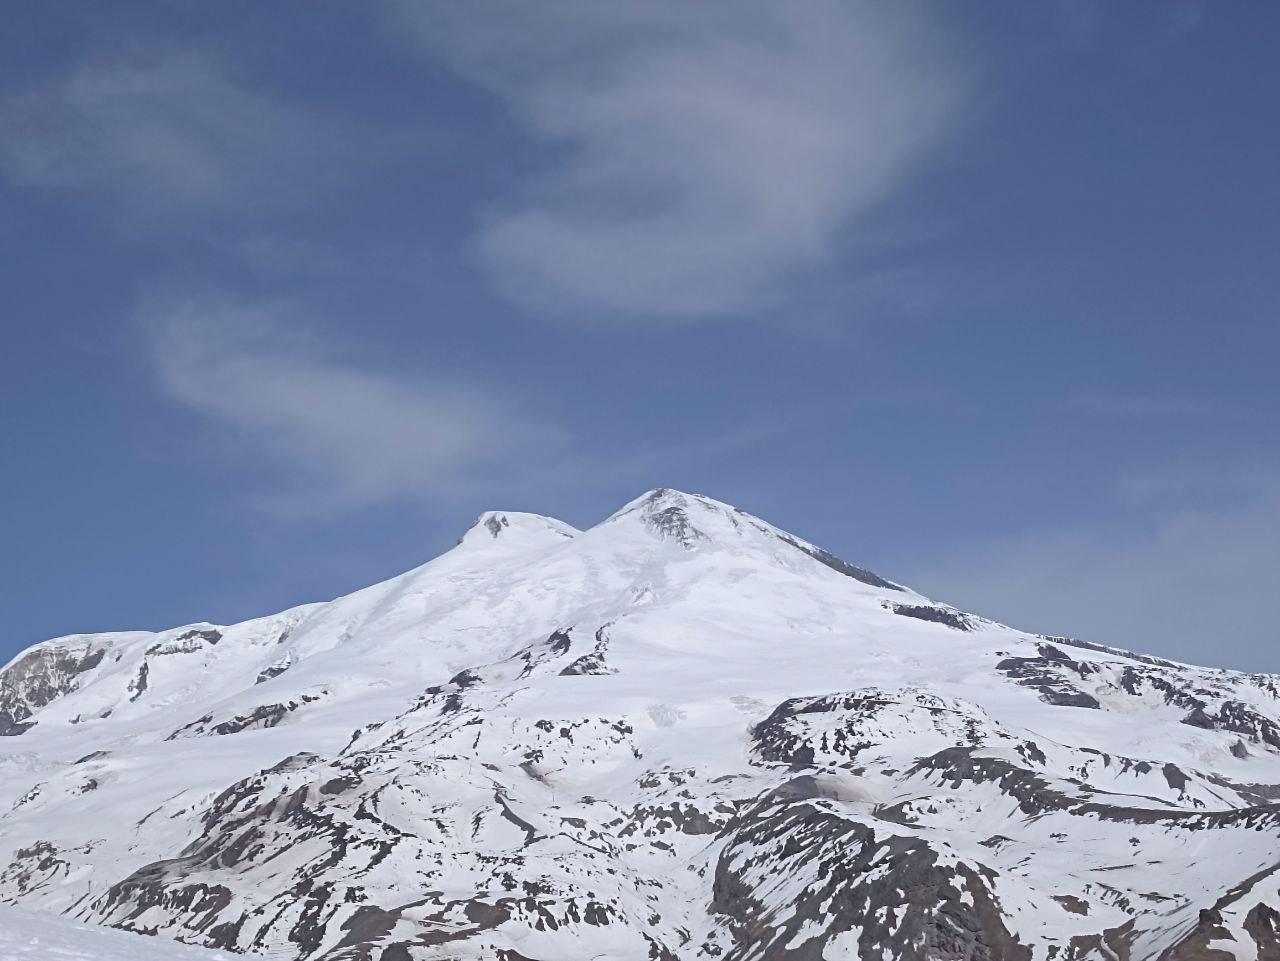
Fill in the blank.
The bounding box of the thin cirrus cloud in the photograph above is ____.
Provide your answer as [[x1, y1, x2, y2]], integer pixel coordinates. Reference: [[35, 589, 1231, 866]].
[[0, 48, 342, 211], [396, 0, 968, 320], [143, 299, 559, 513], [911, 481, 1280, 670]]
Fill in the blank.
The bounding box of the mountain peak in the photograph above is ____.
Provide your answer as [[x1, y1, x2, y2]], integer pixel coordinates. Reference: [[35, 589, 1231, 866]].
[[456, 510, 579, 550], [601, 487, 906, 591], [604, 488, 740, 546]]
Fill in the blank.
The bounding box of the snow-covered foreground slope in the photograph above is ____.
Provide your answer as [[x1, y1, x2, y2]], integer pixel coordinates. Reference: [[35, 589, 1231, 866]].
[[0, 904, 237, 960], [2, 489, 1279, 960]]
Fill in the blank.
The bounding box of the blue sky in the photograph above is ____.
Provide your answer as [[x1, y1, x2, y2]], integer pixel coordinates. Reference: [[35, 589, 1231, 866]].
[[2, 1, 1277, 670]]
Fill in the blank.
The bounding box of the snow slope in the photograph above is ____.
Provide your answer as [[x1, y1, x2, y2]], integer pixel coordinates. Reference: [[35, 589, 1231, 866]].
[[0, 904, 237, 960], [1, 489, 1278, 960]]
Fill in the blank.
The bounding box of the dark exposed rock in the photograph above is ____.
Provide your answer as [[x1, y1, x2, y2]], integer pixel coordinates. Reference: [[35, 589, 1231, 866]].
[[266, 752, 324, 773], [256, 660, 292, 685], [891, 604, 973, 630], [320, 775, 361, 796], [0, 716, 36, 736], [710, 792, 1030, 961], [1159, 863, 1280, 961], [777, 533, 903, 591], [1041, 634, 1181, 669], [753, 690, 983, 771], [1022, 648, 1280, 754], [179, 628, 223, 646], [561, 626, 616, 676], [996, 645, 1102, 709], [912, 745, 1280, 831], [647, 505, 705, 549], [620, 798, 727, 838], [1066, 920, 1138, 961], [1207, 775, 1280, 806], [0, 840, 72, 899], [1244, 903, 1280, 961], [1180, 700, 1280, 750], [1054, 895, 1090, 916], [211, 704, 295, 735], [167, 694, 324, 740], [0, 643, 106, 734], [146, 629, 223, 656], [447, 669, 483, 690], [128, 662, 149, 702]]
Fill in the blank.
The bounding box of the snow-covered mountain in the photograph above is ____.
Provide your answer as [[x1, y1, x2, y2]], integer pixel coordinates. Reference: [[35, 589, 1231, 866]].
[[2, 488, 1278, 961]]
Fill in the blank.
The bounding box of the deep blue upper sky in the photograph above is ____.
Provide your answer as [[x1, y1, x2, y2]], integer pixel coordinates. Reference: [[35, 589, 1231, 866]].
[[2, 1, 1277, 670]]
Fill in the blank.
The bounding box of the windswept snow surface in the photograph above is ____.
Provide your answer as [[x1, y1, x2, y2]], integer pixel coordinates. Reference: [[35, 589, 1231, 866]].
[[0, 904, 236, 959], [1, 489, 1279, 960]]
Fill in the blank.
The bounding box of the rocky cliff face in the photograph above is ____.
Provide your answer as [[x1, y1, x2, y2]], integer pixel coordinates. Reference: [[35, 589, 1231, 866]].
[[0, 642, 106, 736], [1, 490, 1278, 960]]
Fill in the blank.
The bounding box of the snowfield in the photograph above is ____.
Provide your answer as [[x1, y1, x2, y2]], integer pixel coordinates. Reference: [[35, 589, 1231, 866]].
[[1, 489, 1278, 960], [0, 904, 236, 959]]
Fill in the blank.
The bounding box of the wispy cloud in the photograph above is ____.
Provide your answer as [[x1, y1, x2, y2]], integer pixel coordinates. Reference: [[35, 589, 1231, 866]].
[[396, 0, 967, 319], [142, 297, 561, 513], [910, 479, 1280, 671], [0, 48, 345, 212]]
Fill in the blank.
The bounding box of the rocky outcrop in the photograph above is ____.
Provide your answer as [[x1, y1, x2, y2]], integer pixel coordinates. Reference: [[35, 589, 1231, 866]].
[[0, 643, 105, 735]]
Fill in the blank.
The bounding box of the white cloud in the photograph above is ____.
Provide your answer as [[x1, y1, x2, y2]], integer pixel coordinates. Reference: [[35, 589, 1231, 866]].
[[397, 0, 966, 319], [143, 298, 558, 512], [0, 49, 338, 210], [909, 486, 1280, 672]]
